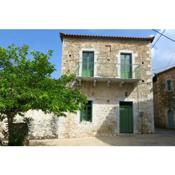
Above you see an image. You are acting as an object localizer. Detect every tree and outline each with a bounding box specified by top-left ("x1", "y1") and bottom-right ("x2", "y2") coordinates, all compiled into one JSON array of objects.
[{"x1": 0, "y1": 45, "x2": 87, "y2": 145}]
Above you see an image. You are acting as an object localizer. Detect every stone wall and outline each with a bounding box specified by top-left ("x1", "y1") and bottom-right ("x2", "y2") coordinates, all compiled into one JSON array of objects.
[
  {"x1": 0, "y1": 111, "x2": 59, "y2": 140},
  {"x1": 0, "y1": 82, "x2": 154, "y2": 139},
  {"x1": 62, "y1": 38, "x2": 152, "y2": 82},
  {"x1": 60, "y1": 81, "x2": 153, "y2": 137},
  {"x1": 59, "y1": 37, "x2": 154, "y2": 137},
  {"x1": 153, "y1": 68, "x2": 175, "y2": 128},
  {"x1": 0, "y1": 121, "x2": 7, "y2": 141}
]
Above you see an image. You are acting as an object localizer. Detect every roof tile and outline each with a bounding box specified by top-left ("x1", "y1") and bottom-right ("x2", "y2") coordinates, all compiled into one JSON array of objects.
[{"x1": 60, "y1": 32, "x2": 154, "y2": 42}]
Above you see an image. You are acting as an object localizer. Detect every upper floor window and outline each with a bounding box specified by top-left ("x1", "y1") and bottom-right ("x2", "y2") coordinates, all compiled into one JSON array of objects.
[
  {"x1": 120, "y1": 53, "x2": 132, "y2": 79},
  {"x1": 82, "y1": 51, "x2": 94, "y2": 77},
  {"x1": 166, "y1": 79, "x2": 173, "y2": 92}
]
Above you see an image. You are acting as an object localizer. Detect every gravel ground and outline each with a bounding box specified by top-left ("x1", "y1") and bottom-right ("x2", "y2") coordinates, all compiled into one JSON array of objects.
[{"x1": 29, "y1": 129, "x2": 175, "y2": 146}]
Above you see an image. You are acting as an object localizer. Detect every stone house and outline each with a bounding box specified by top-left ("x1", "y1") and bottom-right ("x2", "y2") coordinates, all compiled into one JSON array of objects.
[
  {"x1": 153, "y1": 66, "x2": 175, "y2": 129},
  {"x1": 0, "y1": 32, "x2": 155, "y2": 139},
  {"x1": 59, "y1": 32, "x2": 155, "y2": 138}
]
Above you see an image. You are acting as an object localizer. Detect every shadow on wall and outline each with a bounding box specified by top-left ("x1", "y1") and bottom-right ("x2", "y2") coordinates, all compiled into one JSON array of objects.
[
  {"x1": 50, "y1": 116, "x2": 58, "y2": 138},
  {"x1": 95, "y1": 106, "x2": 117, "y2": 136},
  {"x1": 94, "y1": 98, "x2": 154, "y2": 145}
]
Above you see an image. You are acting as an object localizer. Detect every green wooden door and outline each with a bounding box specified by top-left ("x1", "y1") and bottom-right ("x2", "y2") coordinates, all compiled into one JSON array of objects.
[
  {"x1": 82, "y1": 51, "x2": 94, "y2": 77},
  {"x1": 168, "y1": 110, "x2": 174, "y2": 129},
  {"x1": 120, "y1": 53, "x2": 132, "y2": 79},
  {"x1": 120, "y1": 102, "x2": 133, "y2": 133}
]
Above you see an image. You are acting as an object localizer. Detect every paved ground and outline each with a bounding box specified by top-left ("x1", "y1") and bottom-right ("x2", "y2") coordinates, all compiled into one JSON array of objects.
[{"x1": 29, "y1": 129, "x2": 175, "y2": 146}]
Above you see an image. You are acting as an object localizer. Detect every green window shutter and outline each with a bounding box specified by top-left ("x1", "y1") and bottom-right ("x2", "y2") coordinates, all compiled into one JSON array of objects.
[
  {"x1": 166, "y1": 80, "x2": 173, "y2": 91},
  {"x1": 82, "y1": 51, "x2": 94, "y2": 77},
  {"x1": 120, "y1": 53, "x2": 132, "y2": 79},
  {"x1": 168, "y1": 80, "x2": 171, "y2": 91},
  {"x1": 80, "y1": 101, "x2": 92, "y2": 122},
  {"x1": 168, "y1": 110, "x2": 174, "y2": 129}
]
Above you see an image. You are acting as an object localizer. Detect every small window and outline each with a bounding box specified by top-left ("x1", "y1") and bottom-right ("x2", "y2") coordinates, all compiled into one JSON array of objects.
[
  {"x1": 166, "y1": 80, "x2": 173, "y2": 91},
  {"x1": 80, "y1": 101, "x2": 92, "y2": 122}
]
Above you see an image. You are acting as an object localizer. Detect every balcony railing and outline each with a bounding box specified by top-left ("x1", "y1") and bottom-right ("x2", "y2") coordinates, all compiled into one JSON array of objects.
[{"x1": 75, "y1": 62, "x2": 141, "y2": 79}]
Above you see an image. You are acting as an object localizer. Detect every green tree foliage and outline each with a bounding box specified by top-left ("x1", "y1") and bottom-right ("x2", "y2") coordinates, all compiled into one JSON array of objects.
[{"x1": 0, "y1": 45, "x2": 87, "y2": 145}]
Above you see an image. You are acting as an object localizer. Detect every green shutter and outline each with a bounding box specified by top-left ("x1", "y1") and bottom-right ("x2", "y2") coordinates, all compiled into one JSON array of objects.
[
  {"x1": 120, "y1": 53, "x2": 132, "y2": 79},
  {"x1": 167, "y1": 80, "x2": 173, "y2": 91},
  {"x1": 120, "y1": 102, "x2": 133, "y2": 133},
  {"x1": 168, "y1": 110, "x2": 174, "y2": 129},
  {"x1": 80, "y1": 101, "x2": 92, "y2": 122},
  {"x1": 82, "y1": 51, "x2": 94, "y2": 77}
]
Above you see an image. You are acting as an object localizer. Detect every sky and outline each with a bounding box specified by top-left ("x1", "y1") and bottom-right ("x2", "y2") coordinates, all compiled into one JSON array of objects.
[
  {"x1": 0, "y1": 29, "x2": 175, "y2": 78},
  {"x1": 151, "y1": 29, "x2": 175, "y2": 73}
]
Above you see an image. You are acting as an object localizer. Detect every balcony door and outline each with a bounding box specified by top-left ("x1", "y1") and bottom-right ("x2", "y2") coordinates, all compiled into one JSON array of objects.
[
  {"x1": 82, "y1": 51, "x2": 94, "y2": 77},
  {"x1": 120, "y1": 53, "x2": 132, "y2": 79}
]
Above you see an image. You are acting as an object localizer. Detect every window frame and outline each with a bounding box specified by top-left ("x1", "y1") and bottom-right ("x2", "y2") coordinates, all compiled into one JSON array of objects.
[
  {"x1": 165, "y1": 79, "x2": 174, "y2": 92},
  {"x1": 82, "y1": 51, "x2": 94, "y2": 77},
  {"x1": 79, "y1": 48, "x2": 97, "y2": 77},
  {"x1": 167, "y1": 109, "x2": 174, "y2": 128},
  {"x1": 80, "y1": 100, "x2": 93, "y2": 123},
  {"x1": 120, "y1": 52, "x2": 133, "y2": 79},
  {"x1": 117, "y1": 50, "x2": 136, "y2": 79}
]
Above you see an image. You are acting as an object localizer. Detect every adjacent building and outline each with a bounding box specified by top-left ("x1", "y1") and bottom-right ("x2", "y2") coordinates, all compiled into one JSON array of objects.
[{"x1": 153, "y1": 66, "x2": 175, "y2": 129}]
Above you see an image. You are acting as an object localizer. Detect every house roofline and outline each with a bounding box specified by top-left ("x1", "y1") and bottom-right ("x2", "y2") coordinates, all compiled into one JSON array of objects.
[
  {"x1": 154, "y1": 66, "x2": 175, "y2": 76},
  {"x1": 60, "y1": 32, "x2": 155, "y2": 43}
]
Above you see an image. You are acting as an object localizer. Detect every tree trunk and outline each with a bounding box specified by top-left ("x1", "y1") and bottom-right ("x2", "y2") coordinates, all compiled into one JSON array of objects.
[
  {"x1": 7, "y1": 112, "x2": 29, "y2": 146},
  {"x1": 7, "y1": 114, "x2": 15, "y2": 146}
]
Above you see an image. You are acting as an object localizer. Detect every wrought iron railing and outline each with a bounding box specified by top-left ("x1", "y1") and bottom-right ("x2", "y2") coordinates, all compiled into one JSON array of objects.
[{"x1": 75, "y1": 62, "x2": 141, "y2": 79}]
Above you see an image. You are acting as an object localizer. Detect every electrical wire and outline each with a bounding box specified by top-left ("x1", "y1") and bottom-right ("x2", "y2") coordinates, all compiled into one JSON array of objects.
[
  {"x1": 152, "y1": 29, "x2": 166, "y2": 48},
  {"x1": 152, "y1": 29, "x2": 175, "y2": 43},
  {"x1": 151, "y1": 30, "x2": 175, "y2": 73}
]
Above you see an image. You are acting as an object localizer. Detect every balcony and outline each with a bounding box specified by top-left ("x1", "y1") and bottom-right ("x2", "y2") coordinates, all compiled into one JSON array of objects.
[{"x1": 75, "y1": 62, "x2": 141, "y2": 84}]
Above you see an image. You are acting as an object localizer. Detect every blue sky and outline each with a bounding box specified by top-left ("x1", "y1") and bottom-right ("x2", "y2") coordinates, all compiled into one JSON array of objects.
[{"x1": 0, "y1": 29, "x2": 174, "y2": 78}]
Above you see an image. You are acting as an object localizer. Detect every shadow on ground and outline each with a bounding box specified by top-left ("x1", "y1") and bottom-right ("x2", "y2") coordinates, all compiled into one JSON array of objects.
[
  {"x1": 95, "y1": 128, "x2": 175, "y2": 146},
  {"x1": 29, "y1": 128, "x2": 175, "y2": 146}
]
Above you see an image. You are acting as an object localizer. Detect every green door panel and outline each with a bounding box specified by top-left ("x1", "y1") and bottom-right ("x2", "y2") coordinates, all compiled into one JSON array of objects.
[
  {"x1": 82, "y1": 51, "x2": 94, "y2": 77},
  {"x1": 120, "y1": 53, "x2": 132, "y2": 79},
  {"x1": 120, "y1": 102, "x2": 133, "y2": 133},
  {"x1": 168, "y1": 110, "x2": 174, "y2": 129}
]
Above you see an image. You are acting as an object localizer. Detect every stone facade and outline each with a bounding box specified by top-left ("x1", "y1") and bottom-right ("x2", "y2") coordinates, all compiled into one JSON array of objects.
[
  {"x1": 59, "y1": 34, "x2": 155, "y2": 137},
  {"x1": 0, "y1": 33, "x2": 155, "y2": 139},
  {"x1": 153, "y1": 67, "x2": 175, "y2": 128},
  {"x1": 61, "y1": 38, "x2": 153, "y2": 81}
]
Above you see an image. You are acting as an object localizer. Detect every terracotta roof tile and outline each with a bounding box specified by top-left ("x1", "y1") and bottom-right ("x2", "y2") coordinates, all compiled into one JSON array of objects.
[{"x1": 60, "y1": 32, "x2": 154, "y2": 42}]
